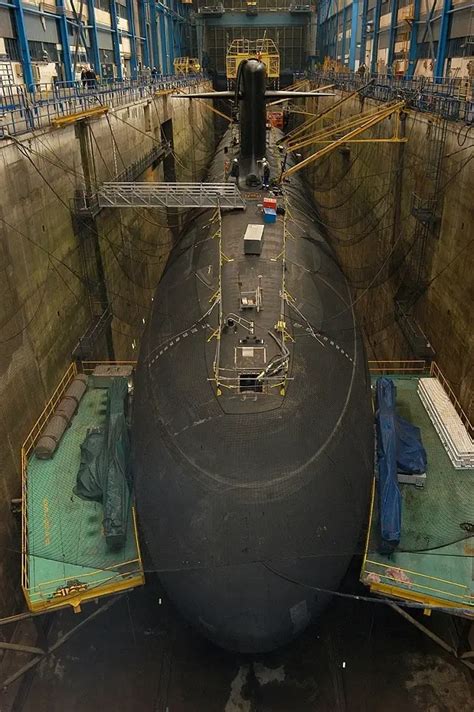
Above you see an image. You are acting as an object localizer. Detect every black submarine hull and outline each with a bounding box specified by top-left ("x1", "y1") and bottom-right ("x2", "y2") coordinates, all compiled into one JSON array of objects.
[
  {"x1": 239, "y1": 59, "x2": 267, "y2": 162},
  {"x1": 132, "y1": 135, "x2": 373, "y2": 653}
]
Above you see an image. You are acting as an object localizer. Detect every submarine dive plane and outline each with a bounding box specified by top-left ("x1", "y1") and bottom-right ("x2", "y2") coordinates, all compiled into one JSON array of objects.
[{"x1": 132, "y1": 59, "x2": 374, "y2": 653}]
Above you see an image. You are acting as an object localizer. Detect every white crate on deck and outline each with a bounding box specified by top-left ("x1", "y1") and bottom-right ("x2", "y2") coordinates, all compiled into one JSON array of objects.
[{"x1": 417, "y1": 378, "x2": 474, "y2": 469}]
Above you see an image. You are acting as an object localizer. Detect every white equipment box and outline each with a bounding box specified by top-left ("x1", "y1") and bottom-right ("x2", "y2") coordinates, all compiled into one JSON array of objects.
[{"x1": 244, "y1": 224, "x2": 264, "y2": 255}]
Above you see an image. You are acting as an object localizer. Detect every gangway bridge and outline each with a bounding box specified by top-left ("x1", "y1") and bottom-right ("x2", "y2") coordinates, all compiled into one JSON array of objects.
[{"x1": 97, "y1": 182, "x2": 246, "y2": 210}]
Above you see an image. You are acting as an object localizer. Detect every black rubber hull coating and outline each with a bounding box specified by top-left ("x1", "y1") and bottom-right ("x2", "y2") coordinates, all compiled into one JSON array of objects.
[
  {"x1": 239, "y1": 60, "x2": 267, "y2": 161},
  {"x1": 132, "y1": 137, "x2": 374, "y2": 653}
]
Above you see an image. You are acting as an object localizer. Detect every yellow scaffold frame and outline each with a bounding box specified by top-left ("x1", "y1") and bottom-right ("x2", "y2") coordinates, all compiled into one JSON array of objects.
[
  {"x1": 226, "y1": 38, "x2": 280, "y2": 79},
  {"x1": 173, "y1": 57, "x2": 201, "y2": 74}
]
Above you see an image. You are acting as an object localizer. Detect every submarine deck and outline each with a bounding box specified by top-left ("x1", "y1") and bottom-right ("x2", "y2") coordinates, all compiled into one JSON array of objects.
[
  {"x1": 22, "y1": 363, "x2": 144, "y2": 613},
  {"x1": 361, "y1": 367, "x2": 473, "y2": 615}
]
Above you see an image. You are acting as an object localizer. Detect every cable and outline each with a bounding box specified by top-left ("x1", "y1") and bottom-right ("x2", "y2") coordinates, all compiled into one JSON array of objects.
[
  {"x1": 0, "y1": 214, "x2": 158, "y2": 326},
  {"x1": 456, "y1": 122, "x2": 472, "y2": 147},
  {"x1": 11, "y1": 137, "x2": 175, "y2": 290},
  {"x1": 1, "y1": 87, "x2": 220, "y2": 340},
  {"x1": 261, "y1": 562, "x2": 468, "y2": 614},
  {"x1": 413, "y1": 237, "x2": 474, "y2": 302}
]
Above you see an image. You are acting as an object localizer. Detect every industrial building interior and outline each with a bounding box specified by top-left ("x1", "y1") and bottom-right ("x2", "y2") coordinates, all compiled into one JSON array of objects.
[{"x1": 0, "y1": 0, "x2": 473, "y2": 709}]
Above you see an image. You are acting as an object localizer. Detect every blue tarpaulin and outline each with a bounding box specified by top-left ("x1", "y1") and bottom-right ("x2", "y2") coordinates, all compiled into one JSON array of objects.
[
  {"x1": 375, "y1": 377, "x2": 428, "y2": 549},
  {"x1": 375, "y1": 378, "x2": 402, "y2": 547},
  {"x1": 396, "y1": 416, "x2": 427, "y2": 475}
]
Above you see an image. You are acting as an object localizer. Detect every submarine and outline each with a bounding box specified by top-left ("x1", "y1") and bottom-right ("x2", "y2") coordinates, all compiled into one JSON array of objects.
[{"x1": 132, "y1": 59, "x2": 374, "y2": 653}]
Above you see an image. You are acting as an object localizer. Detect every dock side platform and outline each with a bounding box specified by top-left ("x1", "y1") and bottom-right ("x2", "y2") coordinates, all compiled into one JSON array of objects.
[
  {"x1": 361, "y1": 363, "x2": 473, "y2": 615},
  {"x1": 21, "y1": 362, "x2": 144, "y2": 613}
]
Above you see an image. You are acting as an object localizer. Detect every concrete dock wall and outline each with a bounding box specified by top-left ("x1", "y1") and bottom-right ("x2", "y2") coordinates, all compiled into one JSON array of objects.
[
  {"x1": 0, "y1": 81, "x2": 215, "y2": 613},
  {"x1": 301, "y1": 87, "x2": 473, "y2": 419}
]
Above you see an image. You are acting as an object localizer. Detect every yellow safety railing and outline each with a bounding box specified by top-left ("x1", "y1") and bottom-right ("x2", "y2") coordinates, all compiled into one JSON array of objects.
[
  {"x1": 21, "y1": 362, "x2": 78, "y2": 596},
  {"x1": 80, "y1": 360, "x2": 137, "y2": 374},
  {"x1": 28, "y1": 552, "x2": 143, "y2": 612},
  {"x1": 361, "y1": 477, "x2": 376, "y2": 574},
  {"x1": 364, "y1": 557, "x2": 473, "y2": 609},
  {"x1": 430, "y1": 361, "x2": 473, "y2": 437},
  {"x1": 368, "y1": 359, "x2": 472, "y2": 436},
  {"x1": 368, "y1": 360, "x2": 428, "y2": 374}
]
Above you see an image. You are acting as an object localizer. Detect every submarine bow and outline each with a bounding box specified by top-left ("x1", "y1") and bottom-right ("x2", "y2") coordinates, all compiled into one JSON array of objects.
[{"x1": 132, "y1": 66, "x2": 373, "y2": 653}]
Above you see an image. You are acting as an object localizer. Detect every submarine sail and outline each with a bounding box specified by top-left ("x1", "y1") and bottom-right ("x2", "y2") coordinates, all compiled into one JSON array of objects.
[{"x1": 132, "y1": 60, "x2": 373, "y2": 653}]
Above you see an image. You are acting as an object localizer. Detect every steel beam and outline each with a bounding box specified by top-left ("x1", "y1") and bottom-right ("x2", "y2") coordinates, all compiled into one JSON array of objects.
[
  {"x1": 406, "y1": 0, "x2": 421, "y2": 78},
  {"x1": 55, "y1": 0, "x2": 74, "y2": 83},
  {"x1": 85, "y1": 0, "x2": 101, "y2": 75},
  {"x1": 110, "y1": 0, "x2": 123, "y2": 79},
  {"x1": 341, "y1": 6, "x2": 347, "y2": 63},
  {"x1": 349, "y1": 0, "x2": 359, "y2": 70},
  {"x1": 12, "y1": 0, "x2": 34, "y2": 90},
  {"x1": 168, "y1": 12, "x2": 175, "y2": 69},
  {"x1": 126, "y1": 0, "x2": 138, "y2": 78},
  {"x1": 156, "y1": 10, "x2": 164, "y2": 72},
  {"x1": 203, "y1": 13, "x2": 307, "y2": 27},
  {"x1": 434, "y1": 0, "x2": 452, "y2": 81},
  {"x1": 387, "y1": 0, "x2": 400, "y2": 72},
  {"x1": 370, "y1": 0, "x2": 382, "y2": 75},
  {"x1": 159, "y1": 7, "x2": 169, "y2": 73},
  {"x1": 149, "y1": 0, "x2": 160, "y2": 70},
  {"x1": 137, "y1": 0, "x2": 150, "y2": 69},
  {"x1": 359, "y1": 0, "x2": 368, "y2": 65}
]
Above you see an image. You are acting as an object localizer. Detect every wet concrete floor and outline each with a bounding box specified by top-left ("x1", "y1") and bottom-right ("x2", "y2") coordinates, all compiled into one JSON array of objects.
[{"x1": 1, "y1": 569, "x2": 472, "y2": 712}]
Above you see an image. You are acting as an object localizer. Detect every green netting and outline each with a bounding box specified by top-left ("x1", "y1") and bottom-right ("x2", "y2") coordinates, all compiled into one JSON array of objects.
[
  {"x1": 376, "y1": 377, "x2": 474, "y2": 553},
  {"x1": 27, "y1": 384, "x2": 139, "y2": 600},
  {"x1": 74, "y1": 379, "x2": 130, "y2": 549},
  {"x1": 363, "y1": 376, "x2": 473, "y2": 610}
]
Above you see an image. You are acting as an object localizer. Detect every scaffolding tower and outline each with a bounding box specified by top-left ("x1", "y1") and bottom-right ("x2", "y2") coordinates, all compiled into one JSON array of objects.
[{"x1": 226, "y1": 37, "x2": 280, "y2": 88}]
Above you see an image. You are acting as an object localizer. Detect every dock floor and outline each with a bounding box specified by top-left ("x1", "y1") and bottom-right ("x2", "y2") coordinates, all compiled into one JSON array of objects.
[{"x1": 2, "y1": 571, "x2": 473, "y2": 711}]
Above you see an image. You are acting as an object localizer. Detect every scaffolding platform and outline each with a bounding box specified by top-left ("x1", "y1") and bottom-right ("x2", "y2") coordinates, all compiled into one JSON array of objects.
[
  {"x1": 361, "y1": 370, "x2": 474, "y2": 616},
  {"x1": 22, "y1": 364, "x2": 144, "y2": 613},
  {"x1": 226, "y1": 38, "x2": 280, "y2": 80}
]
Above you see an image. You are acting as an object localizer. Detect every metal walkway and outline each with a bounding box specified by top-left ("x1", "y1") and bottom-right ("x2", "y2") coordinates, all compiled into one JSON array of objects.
[{"x1": 97, "y1": 182, "x2": 246, "y2": 209}]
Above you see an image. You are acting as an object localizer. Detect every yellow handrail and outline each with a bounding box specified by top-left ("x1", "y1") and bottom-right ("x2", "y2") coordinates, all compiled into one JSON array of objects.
[
  {"x1": 21, "y1": 362, "x2": 78, "y2": 593},
  {"x1": 368, "y1": 360, "x2": 427, "y2": 373},
  {"x1": 430, "y1": 361, "x2": 473, "y2": 436}
]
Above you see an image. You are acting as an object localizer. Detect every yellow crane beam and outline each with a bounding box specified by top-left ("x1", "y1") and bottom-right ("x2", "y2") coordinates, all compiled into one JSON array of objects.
[
  {"x1": 267, "y1": 83, "x2": 335, "y2": 107},
  {"x1": 51, "y1": 106, "x2": 109, "y2": 127},
  {"x1": 280, "y1": 79, "x2": 374, "y2": 144},
  {"x1": 282, "y1": 102, "x2": 406, "y2": 180},
  {"x1": 282, "y1": 78, "x2": 308, "y2": 91},
  {"x1": 286, "y1": 101, "x2": 403, "y2": 152}
]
